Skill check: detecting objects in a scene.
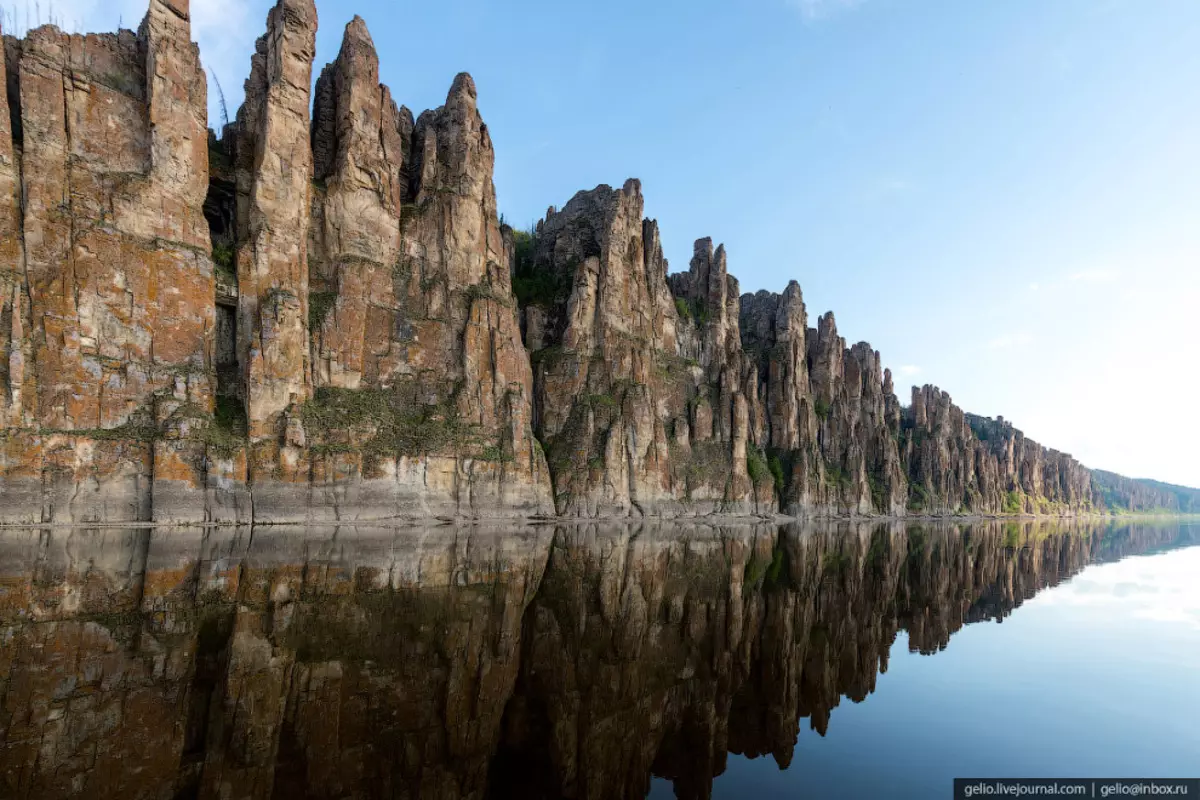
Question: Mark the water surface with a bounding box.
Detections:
[0,519,1195,799]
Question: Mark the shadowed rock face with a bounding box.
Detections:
[740,295,908,517]
[519,182,771,517]
[903,387,1098,515]
[0,0,1182,522]
[0,519,1189,799]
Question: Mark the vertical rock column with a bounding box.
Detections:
[739,283,828,513]
[0,25,38,521]
[234,0,318,518]
[308,16,405,390]
[845,343,907,514]
[238,16,551,521]
[905,384,986,514]
[1,1,215,524]
[522,181,688,516]
[140,0,227,522]
[389,72,552,516]
[806,314,908,515]
[669,239,772,512]
[0,25,29,430]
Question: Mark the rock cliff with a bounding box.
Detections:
[518,183,772,517]
[740,294,908,517]
[1,1,216,525]
[0,2,551,523]
[1090,470,1200,514]
[0,0,1189,522]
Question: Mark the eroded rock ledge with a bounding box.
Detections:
[0,1,1193,523]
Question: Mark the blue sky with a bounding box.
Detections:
[25,0,1200,487]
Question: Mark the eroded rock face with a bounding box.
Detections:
[308,16,403,392]
[518,182,773,516]
[903,387,1099,515]
[738,295,908,517]
[0,3,551,524]
[226,0,319,520]
[1091,470,1200,513]
[669,239,772,511]
[0,2,216,525]
[295,20,552,520]
[741,284,816,456]
[803,315,908,515]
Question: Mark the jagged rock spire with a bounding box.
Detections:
[235,0,317,444]
[308,14,405,390]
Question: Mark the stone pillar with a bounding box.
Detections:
[234,0,318,508]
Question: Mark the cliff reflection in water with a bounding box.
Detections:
[0,520,1193,800]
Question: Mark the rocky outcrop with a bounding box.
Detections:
[231,0,318,518]
[805,317,908,515]
[0,519,1190,798]
[669,239,772,511]
[741,285,820,478]
[1091,470,1200,513]
[518,182,772,516]
[904,385,998,514]
[0,1,217,525]
[0,0,1189,522]
[308,16,404,391]
[295,19,552,521]
[900,388,1098,515]
[0,2,551,524]
[741,294,908,517]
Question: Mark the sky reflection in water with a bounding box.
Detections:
[688,543,1200,800]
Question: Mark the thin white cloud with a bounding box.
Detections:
[1069,268,1120,283]
[898,365,922,376]
[1023,268,1120,295]
[987,332,1035,350]
[1033,549,1200,632]
[788,0,865,23]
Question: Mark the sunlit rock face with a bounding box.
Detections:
[285,14,553,521]
[741,294,908,517]
[0,1,551,524]
[0,519,1188,799]
[0,1,215,525]
[229,0,319,517]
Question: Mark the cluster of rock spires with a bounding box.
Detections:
[0,520,1190,799]
[0,0,1192,523]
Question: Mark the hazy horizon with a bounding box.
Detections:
[8,0,1198,488]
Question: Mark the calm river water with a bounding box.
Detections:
[0,519,1195,799]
